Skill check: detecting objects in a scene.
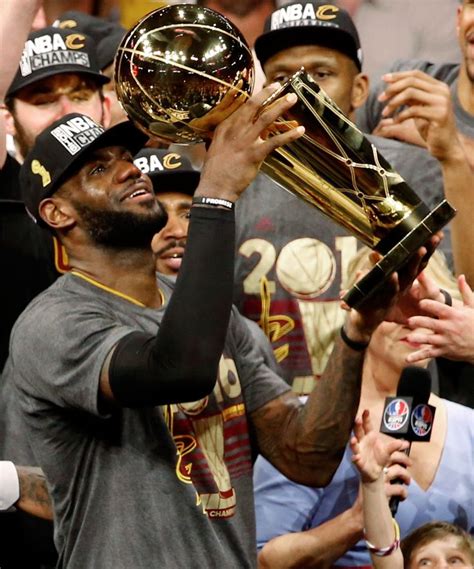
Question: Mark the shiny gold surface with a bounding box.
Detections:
[257,71,455,307]
[261,71,426,251]
[114,4,254,144]
[115,4,455,307]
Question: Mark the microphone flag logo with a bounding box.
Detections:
[411,403,434,437]
[383,398,410,432]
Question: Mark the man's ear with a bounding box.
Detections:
[38,197,76,231]
[351,72,369,112]
[3,108,16,138]
[456,5,463,39]
[101,94,112,129]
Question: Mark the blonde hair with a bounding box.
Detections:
[343,247,460,301]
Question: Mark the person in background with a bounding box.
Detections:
[335,0,460,83]
[406,274,474,368]
[351,410,474,569]
[0,1,112,372]
[134,147,280,369]
[0,4,110,565]
[255,248,473,569]
[233,0,450,397]
[54,9,127,125]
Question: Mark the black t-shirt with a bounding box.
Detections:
[0,154,60,371]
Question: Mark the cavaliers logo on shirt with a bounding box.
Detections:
[163,355,252,519]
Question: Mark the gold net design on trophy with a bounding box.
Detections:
[114,5,456,307]
[263,73,421,250]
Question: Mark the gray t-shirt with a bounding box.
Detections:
[4,273,289,569]
[357,60,474,139]
[234,137,447,391]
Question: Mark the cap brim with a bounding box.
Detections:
[7,67,110,98]
[151,171,200,197]
[255,26,361,70]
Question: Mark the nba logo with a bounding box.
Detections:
[411,404,433,437]
[383,398,410,432]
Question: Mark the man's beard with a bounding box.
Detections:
[72,199,167,250]
[13,116,35,161]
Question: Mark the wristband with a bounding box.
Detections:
[340,326,369,351]
[0,461,20,511]
[439,289,452,307]
[192,196,234,210]
[365,518,400,557]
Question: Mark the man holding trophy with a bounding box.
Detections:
[0,2,457,568]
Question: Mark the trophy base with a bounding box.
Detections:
[343,200,456,309]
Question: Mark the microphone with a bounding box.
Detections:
[379,366,436,516]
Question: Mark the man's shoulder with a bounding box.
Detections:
[366,134,438,165]
[11,274,105,336]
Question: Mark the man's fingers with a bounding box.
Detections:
[415,298,453,320]
[416,271,441,299]
[254,91,298,128]
[381,88,445,118]
[392,104,454,126]
[382,69,446,88]
[397,248,427,292]
[385,483,409,501]
[353,415,365,441]
[379,72,450,101]
[406,330,444,345]
[406,346,441,363]
[387,449,412,468]
[373,118,426,146]
[260,123,305,154]
[459,274,474,307]
[384,464,411,485]
[362,408,373,433]
[385,439,410,458]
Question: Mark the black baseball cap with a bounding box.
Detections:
[255,1,363,70]
[53,10,125,45]
[20,113,148,224]
[133,149,200,196]
[97,30,126,71]
[54,11,126,70]
[6,26,109,98]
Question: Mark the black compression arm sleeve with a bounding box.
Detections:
[108,206,235,407]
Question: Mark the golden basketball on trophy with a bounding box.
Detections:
[114,4,456,308]
[114,3,254,144]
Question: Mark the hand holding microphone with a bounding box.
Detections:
[379,366,436,516]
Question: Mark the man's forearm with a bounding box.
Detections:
[253,335,364,487]
[287,335,364,484]
[258,504,363,569]
[441,145,474,286]
[16,466,53,521]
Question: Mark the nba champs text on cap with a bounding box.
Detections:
[6,26,109,97]
[255,2,363,70]
[20,113,147,223]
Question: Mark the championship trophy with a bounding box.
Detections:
[114,4,456,308]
